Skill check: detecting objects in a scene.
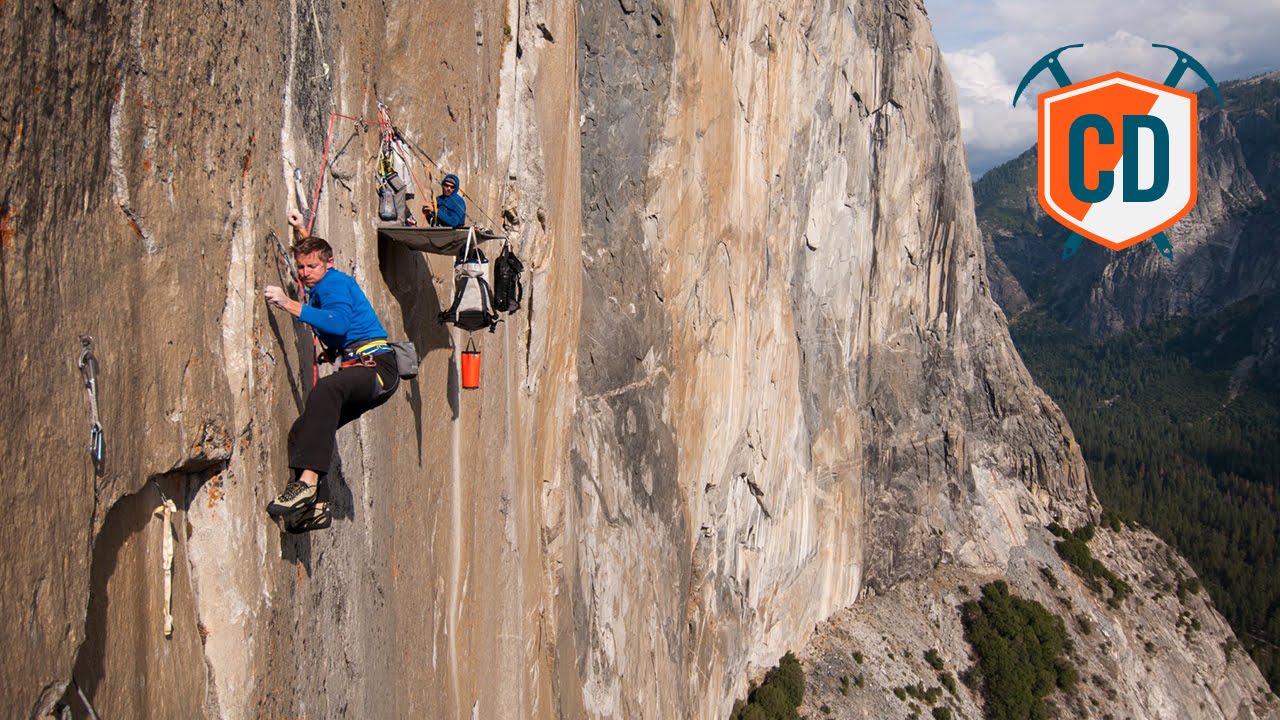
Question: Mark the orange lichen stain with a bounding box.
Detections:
[241,133,256,177]
[143,159,152,172]
[297,563,305,585]
[393,564,399,579]
[0,206,16,250]
[206,473,226,509]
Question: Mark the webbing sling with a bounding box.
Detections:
[339,339,391,368]
[345,339,389,358]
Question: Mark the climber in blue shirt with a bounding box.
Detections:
[262,213,400,527]
[426,173,467,227]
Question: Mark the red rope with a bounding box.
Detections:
[296,105,435,383]
[300,110,368,383]
[305,113,335,238]
[305,111,370,237]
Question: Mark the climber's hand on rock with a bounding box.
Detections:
[264,285,289,308]
[287,210,307,235]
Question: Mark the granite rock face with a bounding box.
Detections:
[0,1,1263,718]
[569,0,1089,716]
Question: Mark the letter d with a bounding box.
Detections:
[1123,115,1169,202]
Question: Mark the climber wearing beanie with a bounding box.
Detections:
[262,211,400,522]
[425,173,467,228]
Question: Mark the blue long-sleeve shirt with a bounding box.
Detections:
[435,173,467,227]
[298,269,387,353]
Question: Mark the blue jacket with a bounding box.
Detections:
[298,269,388,353]
[436,173,467,227]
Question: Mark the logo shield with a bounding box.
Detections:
[1038,72,1198,250]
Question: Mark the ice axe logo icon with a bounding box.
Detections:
[1014,44,1222,261]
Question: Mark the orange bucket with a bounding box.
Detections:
[460,338,481,389]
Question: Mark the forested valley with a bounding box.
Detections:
[1010,305,1280,691]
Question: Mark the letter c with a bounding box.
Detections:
[1069,114,1114,203]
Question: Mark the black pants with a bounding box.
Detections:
[288,352,399,473]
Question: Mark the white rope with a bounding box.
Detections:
[307,0,330,79]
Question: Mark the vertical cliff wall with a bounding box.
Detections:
[0,0,1115,718]
[570,1,1090,716]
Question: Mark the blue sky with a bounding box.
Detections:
[929,0,1280,178]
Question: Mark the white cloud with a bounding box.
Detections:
[931,0,1280,177]
[945,50,1038,169]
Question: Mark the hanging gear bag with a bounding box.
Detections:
[439,230,500,332]
[493,243,525,313]
[389,340,419,379]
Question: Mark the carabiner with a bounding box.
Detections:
[89,422,105,470]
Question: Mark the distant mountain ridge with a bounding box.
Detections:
[977,71,1280,693]
[978,71,1280,375]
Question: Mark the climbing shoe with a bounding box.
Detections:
[284,502,331,534]
[266,480,317,516]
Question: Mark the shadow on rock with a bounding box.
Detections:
[378,234,452,443]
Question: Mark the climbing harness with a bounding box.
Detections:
[335,339,399,402]
[152,480,177,638]
[339,339,390,368]
[77,336,104,474]
[340,355,379,369]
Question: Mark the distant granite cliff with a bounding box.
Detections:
[0,1,1271,718]
[976,70,1280,706]
[977,72,1280,372]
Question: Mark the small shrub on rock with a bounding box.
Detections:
[925,648,945,671]
[729,652,805,720]
[961,581,1075,720]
